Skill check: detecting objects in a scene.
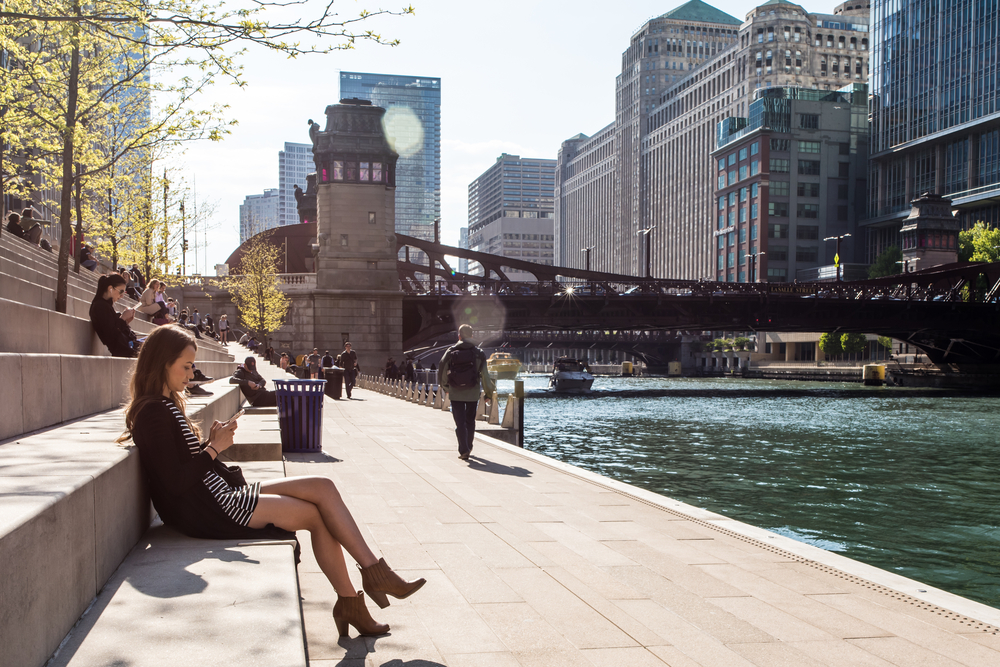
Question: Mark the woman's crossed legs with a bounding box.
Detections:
[248,475,378,597]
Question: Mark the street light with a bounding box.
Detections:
[636,227,655,278]
[581,245,595,273]
[180,200,186,277]
[823,233,852,281]
[745,250,766,283]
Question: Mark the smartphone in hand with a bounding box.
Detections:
[226,409,245,425]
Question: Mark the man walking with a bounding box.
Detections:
[439,324,494,461]
[339,342,360,399]
[308,348,322,379]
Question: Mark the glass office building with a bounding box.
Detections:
[339,72,441,245]
[866,0,1000,262]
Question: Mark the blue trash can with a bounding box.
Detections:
[274,379,326,452]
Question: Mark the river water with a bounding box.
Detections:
[492,375,1000,610]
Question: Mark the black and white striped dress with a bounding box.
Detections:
[162,398,260,526]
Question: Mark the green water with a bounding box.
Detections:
[497,375,1000,610]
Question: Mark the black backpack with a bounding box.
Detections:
[447,346,482,388]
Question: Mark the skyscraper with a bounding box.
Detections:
[556,0,872,280]
[239,188,279,243]
[466,154,556,280]
[278,142,313,227]
[865,0,1000,263]
[339,72,441,244]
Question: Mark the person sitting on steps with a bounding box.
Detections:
[89,274,140,358]
[231,356,277,407]
[119,325,424,638]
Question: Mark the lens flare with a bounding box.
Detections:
[382,107,423,158]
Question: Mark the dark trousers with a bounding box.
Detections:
[450,400,478,456]
[344,369,357,397]
[250,389,277,407]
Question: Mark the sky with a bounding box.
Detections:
[177,0,835,275]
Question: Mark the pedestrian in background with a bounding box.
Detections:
[439,324,494,461]
[339,342,360,399]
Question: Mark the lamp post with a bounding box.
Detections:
[746,250,766,283]
[823,233,852,281]
[636,227,655,279]
[581,245,595,273]
[180,200,186,277]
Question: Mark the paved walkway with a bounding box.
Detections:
[251,360,1000,666]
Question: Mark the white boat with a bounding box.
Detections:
[549,357,595,393]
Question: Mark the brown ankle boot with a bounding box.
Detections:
[358,557,427,609]
[332,591,389,638]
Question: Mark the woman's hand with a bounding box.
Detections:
[208,419,238,454]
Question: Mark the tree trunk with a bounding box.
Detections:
[73,163,83,273]
[55,12,82,315]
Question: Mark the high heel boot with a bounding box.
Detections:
[358,557,427,609]
[332,591,389,638]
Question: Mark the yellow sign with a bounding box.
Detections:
[834,253,840,267]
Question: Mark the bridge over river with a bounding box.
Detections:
[396,235,1000,366]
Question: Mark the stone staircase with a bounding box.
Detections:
[0,230,305,667]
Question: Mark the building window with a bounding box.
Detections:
[797,182,820,197]
[770,180,790,196]
[729,170,737,185]
[739,148,748,161]
[729,153,737,166]
[799,114,819,129]
[751,204,759,219]
[740,227,747,242]
[798,225,820,239]
[368,212,376,225]
[751,141,759,156]
[770,139,790,152]
[751,183,759,198]
[739,165,748,180]
[719,196,726,210]
[798,140,821,153]
[837,184,849,200]
[798,160,821,175]
[796,246,818,262]
[770,159,790,173]
[740,207,747,223]
[768,267,787,282]
[839,162,851,177]
[797,203,819,218]
[740,187,748,202]
[770,246,788,261]
[750,160,759,176]
[769,222,789,238]
[729,192,737,206]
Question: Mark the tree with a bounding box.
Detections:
[958,222,1000,263]
[868,246,902,278]
[733,336,750,351]
[840,332,866,356]
[225,231,289,345]
[877,336,893,350]
[1,0,412,312]
[818,332,843,357]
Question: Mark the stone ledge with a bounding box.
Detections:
[0,394,242,667]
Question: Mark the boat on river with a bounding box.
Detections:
[549,357,595,393]
[487,352,523,379]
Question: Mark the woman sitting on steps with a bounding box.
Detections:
[118,324,424,638]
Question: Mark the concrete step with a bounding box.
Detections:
[0,296,234,361]
[223,412,283,461]
[0,388,243,667]
[49,518,305,667]
[0,239,106,296]
[0,248,141,311]
[0,353,238,442]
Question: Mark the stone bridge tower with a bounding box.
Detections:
[310,98,403,370]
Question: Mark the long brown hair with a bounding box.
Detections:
[118,324,200,443]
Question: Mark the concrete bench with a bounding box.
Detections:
[0,353,239,442]
[0,297,234,361]
[0,384,247,667]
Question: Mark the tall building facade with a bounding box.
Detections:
[712,85,869,283]
[554,126,617,271]
[865,0,1000,263]
[557,0,871,280]
[339,72,441,244]
[458,226,470,275]
[239,188,279,243]
[278,142,313,227]
[467,154,556,280]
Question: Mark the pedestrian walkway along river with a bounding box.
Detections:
[503,375,1000,610]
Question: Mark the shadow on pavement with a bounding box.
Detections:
[283,451,342,464]
[466,455,532,477]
